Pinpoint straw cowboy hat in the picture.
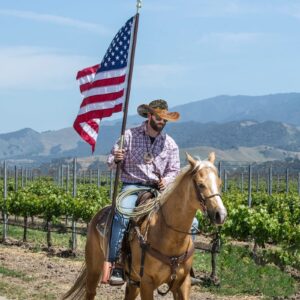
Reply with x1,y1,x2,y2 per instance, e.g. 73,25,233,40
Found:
137,99,180,122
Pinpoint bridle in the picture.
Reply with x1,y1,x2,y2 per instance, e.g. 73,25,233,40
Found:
160,170,222,235
193,179,222,213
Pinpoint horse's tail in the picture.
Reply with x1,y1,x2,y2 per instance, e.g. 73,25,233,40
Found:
61,263,88,300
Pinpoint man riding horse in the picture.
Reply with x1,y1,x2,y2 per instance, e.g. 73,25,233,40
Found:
107,99,198,285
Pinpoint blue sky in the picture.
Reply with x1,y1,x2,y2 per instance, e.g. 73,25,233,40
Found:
0,0,300,134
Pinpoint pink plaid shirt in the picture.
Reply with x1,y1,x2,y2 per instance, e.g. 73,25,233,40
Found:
107,122,180,186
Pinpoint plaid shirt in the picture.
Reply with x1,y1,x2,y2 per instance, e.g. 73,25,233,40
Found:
107,122,180,186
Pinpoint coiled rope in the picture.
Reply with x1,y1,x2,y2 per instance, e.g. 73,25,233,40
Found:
116,187,161,219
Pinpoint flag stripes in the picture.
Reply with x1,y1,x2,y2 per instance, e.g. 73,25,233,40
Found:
73,16,135,152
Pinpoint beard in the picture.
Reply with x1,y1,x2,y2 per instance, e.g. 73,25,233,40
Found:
149,118,166,133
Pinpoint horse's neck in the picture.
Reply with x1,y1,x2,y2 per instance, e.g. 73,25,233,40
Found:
161,176,196,233
148,174,197,253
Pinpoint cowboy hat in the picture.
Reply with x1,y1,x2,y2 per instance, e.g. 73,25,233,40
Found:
137,99,180,122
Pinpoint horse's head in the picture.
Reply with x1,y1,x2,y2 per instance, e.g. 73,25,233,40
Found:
186,152,227,225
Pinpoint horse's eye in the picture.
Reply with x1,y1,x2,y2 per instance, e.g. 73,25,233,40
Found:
198,183,205,189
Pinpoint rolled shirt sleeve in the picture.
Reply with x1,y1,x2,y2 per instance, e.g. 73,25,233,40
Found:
107,136,128,169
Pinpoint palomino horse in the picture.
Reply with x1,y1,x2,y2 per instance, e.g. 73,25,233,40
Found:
63,152,227,300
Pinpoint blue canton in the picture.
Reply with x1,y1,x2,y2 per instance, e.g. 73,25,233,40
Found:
98,17,134,73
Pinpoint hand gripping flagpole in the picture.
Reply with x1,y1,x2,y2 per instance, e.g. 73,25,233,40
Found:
102,2,141,282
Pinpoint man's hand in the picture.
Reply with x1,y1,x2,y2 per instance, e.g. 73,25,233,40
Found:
114,148,125,163
157,178,167,191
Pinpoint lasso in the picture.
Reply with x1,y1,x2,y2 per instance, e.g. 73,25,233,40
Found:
116,187,160,218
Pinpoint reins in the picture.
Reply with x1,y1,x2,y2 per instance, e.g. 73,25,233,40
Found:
127,163,224,295
159,178,222,236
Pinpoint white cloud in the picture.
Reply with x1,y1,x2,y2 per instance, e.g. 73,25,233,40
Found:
0,46,94,90
0,9,110,35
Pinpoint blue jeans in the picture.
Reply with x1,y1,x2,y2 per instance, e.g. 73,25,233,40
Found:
108,184,200,262
108,184,143,262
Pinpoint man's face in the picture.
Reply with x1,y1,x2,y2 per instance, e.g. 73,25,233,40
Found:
148,113,167,132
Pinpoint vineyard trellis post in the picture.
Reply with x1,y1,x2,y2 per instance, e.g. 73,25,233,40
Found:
61,164,64,188
71,158,77,251
21,167,24,189
2,160,8,242
57,167,60,186
25,168,28,187
14,165,18,192
286,168,289,194
110,169,114,199
298,172,300,196
256,172,259,192
66,164,70,193
97,168,101,188
223,169,227,192
268,166,272,195
90,169,93,184
248,164,252,207
241,172,244,193
218,161,221,178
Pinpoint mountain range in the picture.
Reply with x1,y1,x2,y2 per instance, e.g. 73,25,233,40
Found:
1,93,300,167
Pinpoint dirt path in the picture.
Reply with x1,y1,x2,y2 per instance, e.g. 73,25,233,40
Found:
0,244,264,300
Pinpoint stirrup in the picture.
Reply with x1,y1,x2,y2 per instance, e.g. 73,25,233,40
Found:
109,267,125,286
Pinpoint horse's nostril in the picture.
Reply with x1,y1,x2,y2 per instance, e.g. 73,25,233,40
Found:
215,212,221,224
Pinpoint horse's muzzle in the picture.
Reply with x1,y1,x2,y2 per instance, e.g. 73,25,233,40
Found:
209,207,227,225
216,211,227,225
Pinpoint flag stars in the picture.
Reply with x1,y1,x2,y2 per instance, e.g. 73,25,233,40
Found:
99,17,133,71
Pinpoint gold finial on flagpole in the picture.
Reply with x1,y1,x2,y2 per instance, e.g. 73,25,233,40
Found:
136,0,142,13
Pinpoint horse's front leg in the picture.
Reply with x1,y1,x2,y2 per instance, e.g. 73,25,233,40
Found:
124,282,140,300
172,274,191,300
139,277,155,300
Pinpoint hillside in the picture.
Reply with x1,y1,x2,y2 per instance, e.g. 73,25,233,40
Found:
1,120,300,164
105,93,300,126
1,93,300,165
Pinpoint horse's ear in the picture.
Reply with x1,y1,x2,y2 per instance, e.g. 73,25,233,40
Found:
186,152,197,167
208,152,216,164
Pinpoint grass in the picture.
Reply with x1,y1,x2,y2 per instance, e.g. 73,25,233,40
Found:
0,224,298,299
0,280,56,300
194,244,297,298
0,266,32,282
0,223,86,252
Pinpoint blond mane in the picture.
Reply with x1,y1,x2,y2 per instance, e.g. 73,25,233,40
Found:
159,158,216,206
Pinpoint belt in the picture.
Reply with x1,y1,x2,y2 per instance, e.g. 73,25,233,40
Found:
122,182,157,189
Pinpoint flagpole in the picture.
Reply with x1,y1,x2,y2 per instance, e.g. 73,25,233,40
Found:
104,1,141,269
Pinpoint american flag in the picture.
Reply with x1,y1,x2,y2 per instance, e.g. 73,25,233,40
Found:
73,16,135,152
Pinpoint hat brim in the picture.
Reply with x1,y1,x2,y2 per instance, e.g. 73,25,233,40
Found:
137,104,180,122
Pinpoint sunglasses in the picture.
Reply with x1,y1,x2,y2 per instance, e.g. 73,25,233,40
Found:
151,114,168,123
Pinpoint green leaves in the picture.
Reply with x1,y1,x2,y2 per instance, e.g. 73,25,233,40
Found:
1,179,110,223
